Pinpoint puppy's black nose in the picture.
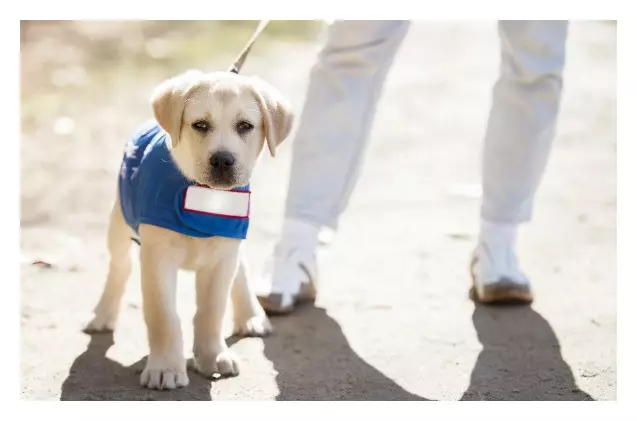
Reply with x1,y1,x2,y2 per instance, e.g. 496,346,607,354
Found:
210,151,236,169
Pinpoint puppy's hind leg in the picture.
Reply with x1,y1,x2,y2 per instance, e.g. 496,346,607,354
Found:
85,198,134,332
231,256,272,337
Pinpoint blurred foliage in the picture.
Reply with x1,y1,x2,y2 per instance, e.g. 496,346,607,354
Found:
20,20,322,88
20,20,323,134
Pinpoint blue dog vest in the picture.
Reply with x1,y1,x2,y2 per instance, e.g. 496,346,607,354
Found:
118,120,251,239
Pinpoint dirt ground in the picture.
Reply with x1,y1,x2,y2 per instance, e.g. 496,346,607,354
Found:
20,20,616,400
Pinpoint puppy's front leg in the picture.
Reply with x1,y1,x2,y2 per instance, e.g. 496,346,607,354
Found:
139,243,188,390
192,254,241,378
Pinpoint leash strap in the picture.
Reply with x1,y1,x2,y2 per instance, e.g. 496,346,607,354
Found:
229,20,270,74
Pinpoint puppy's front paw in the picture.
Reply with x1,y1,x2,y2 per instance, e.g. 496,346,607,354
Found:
140,355,189,390
83,312,117,333
192,350,240,378
234,314,273,337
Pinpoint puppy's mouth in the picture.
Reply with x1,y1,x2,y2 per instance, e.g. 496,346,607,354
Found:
201,169,247,190
206,177,239,190
194,152,249,190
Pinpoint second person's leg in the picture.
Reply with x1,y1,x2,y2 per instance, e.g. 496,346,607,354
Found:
472,20,569,303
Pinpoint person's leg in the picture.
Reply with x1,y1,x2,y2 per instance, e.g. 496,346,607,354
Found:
256,20,410,313
472,20,569,303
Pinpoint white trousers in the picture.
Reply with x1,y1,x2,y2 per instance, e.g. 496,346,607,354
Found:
284,20,569,230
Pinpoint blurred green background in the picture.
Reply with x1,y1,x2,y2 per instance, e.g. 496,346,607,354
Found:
21,20,321,132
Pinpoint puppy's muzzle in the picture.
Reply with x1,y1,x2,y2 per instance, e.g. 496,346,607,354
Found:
208,150,241,188
210,151,236,171
209,150,237,178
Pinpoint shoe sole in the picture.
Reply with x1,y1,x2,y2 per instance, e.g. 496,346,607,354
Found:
257,281,317,316
469,257,533,305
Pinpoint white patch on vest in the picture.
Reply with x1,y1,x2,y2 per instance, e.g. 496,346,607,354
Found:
183,186,250,218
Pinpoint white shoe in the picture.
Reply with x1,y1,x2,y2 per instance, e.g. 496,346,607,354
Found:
255,219,319,314
469,220,533,305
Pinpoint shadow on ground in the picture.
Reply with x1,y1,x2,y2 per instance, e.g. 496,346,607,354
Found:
60,332,212,401
261,305,428,400
60,303,593,401
61,307,428,401
460,304,594,401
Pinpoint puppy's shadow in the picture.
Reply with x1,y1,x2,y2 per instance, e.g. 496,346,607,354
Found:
460,304,594,401
259,305,428,400
60,332,212,400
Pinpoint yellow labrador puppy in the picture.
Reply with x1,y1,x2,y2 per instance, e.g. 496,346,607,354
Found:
85,70,293,389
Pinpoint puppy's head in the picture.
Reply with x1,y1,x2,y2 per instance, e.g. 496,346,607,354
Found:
150,70,293,189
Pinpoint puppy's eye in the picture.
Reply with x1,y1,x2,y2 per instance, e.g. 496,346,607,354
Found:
192,120,210,133
236,121,254,135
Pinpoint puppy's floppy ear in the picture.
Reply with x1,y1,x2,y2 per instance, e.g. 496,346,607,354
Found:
250,77,294,158
150,69,204,146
